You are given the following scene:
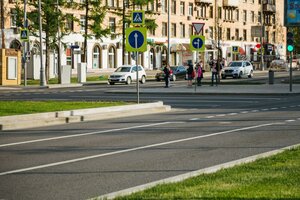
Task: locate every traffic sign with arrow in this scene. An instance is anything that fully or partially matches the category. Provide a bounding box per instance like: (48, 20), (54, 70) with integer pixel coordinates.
(190, 35), (205, 51)
(125, 27), (147, 52)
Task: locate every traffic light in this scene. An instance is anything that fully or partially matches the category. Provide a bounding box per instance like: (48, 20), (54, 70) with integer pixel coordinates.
(287, 32), (294, 52)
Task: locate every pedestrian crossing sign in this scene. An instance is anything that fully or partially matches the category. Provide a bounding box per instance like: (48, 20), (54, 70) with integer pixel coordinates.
(20, 28), (29, 42)
(132, 10), (145, 25)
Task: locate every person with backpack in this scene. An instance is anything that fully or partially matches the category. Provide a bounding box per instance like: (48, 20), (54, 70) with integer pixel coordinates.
(186, 63), (195, 87)
(163, 64), (171, 88)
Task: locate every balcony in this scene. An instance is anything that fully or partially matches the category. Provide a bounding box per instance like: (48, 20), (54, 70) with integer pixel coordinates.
(223, 0), (239, 7)
(195, 0), (213, 5)
(263, 4), (276, 13)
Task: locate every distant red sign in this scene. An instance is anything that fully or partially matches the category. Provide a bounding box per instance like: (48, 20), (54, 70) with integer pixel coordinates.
(255, 44), (261, 48)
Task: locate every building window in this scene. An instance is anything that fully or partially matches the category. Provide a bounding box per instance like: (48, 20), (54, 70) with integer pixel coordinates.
(93, 46), (101, 69)
(235, 9), (239, 21)
(235, 29), (239, 40)
(209, 6), (213, 18)
(243, 10), (247, 22)
(266, 31), (269, 42)
(171, 23), (176, 37)
(209, 26), (213, 39)
(200, 5), (206, 18)
(250, 11), (254, 23)
(80, 15), (85, 32)
(108, 46), (116, 68)
(227, 28), (231, 40)
(171, 0), (176, 15)
(180, 23), (185, 38)
(243, 29), (247, 41)
(149, 28), (155, 36)
(147, 1), (155, 11)
(180, 1), (185, 16)
(108, 0), (114, 7)
(258, 12), (261, 23)
(218, 7), (222, 19)
(109, 17), (116, 33)
(188, 3), (193, 16)
(161, 0), (167, 13)
(272, 31), (276, 43)
(162, 22), (167, 37)
(65, 14), (74, 32)
(10, 9), (17, 28)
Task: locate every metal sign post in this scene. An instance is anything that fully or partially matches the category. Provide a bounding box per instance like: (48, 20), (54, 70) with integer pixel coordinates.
(125, 26), (147, 104)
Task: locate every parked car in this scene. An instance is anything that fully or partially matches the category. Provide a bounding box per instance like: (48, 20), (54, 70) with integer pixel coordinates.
(221, 61), (254, 79)
(108, 65), (147, 85)
(270, 59), (288, 71)
(155, 65), (187, 81)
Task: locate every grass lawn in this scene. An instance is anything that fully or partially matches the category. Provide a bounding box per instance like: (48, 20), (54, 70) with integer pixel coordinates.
(114, 147), (300, 200)
(0, 100), (128, 116)
(22, 75), (109, 85)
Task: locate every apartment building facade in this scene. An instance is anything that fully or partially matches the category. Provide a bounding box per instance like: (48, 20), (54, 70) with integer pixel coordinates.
(1, 0), (286, 79)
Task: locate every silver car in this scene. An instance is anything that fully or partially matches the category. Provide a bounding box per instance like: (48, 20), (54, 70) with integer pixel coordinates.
(108, 65), (147, 85)
(221, 61), (254, 79)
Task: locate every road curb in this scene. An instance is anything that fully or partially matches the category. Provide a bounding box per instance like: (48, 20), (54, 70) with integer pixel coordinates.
(0, 101), (171, 131)
(95, 143), (300, 200)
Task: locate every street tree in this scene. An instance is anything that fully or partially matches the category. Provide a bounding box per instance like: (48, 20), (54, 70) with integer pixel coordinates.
(76, 0), (111, 63)
(15, 0), (69, 83)
(109, 0), (158, 65)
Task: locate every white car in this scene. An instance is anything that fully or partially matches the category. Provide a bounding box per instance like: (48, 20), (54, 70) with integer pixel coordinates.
(108, 65), (147, 85)
(221, 61), (254, 79)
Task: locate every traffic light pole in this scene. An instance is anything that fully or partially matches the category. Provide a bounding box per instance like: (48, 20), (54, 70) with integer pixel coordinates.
(290, 51), (293, 92)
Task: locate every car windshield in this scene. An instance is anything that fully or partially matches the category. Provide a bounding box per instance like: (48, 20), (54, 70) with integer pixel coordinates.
(115, 67), (131, 72)
(228, 62), (243, 67)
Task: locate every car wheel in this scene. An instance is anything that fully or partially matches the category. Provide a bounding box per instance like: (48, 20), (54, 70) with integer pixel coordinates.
(126, 77), (132, 85)
(221, 75), (226, 79)
(109, 82), (115, 85)
(248, 70), (253, 78)
(238, 71), (243, 79)
(171, 75), (176, 81)
(140, 76), (146, 84)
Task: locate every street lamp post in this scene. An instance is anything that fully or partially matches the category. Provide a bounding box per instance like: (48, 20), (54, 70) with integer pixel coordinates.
(38, 0), (46, 86)
(260, 2), (265, 71)
(167, 0), (170, 65)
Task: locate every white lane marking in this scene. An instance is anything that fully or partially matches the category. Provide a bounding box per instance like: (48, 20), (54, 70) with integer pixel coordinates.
(271, 108), (278, 110)
(0, 122), (179, 148)
(262, 109), (269, 111)
(241, 111), (249, 114)
(290, 105), (296, 108)
(190, 118), (199, 121)
(286, 120), (296, 122)
(251, 110), (259, 112)
(219, 122), (232, 124)
(0, 122), (280, 176)
(228, 113), (237, 115)
(206, 116), (214, 118)
(216, 114), (226, 117)
(281, 107), (287, 109)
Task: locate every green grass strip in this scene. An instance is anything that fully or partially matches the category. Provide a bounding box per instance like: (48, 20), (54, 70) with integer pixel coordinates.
(0, 100), (127, 116)
(115, 147), (300, 200)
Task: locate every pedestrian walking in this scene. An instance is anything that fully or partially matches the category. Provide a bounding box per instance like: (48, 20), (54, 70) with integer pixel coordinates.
(210, 59), (218, 86)
(186, 63), (195, 87)
(196, 61), (204, 86)
(163, 64), (171, 88)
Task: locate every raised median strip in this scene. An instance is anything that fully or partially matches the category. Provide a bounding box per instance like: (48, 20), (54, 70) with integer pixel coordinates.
(0, 101), (171, 130)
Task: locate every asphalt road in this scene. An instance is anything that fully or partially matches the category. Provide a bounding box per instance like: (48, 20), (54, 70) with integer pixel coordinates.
(1, 80), (300, 199)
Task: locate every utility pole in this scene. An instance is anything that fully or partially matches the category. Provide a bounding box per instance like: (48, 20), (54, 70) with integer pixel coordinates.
(122, 0), (126, 65)
(23, 0), (28, 86)
(167, 0), (170, 65)
(38, 0), (46, 86)
(56, 0), (62, 83)
(0, 0), (5, 49)
(260, 1), (265, 71)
